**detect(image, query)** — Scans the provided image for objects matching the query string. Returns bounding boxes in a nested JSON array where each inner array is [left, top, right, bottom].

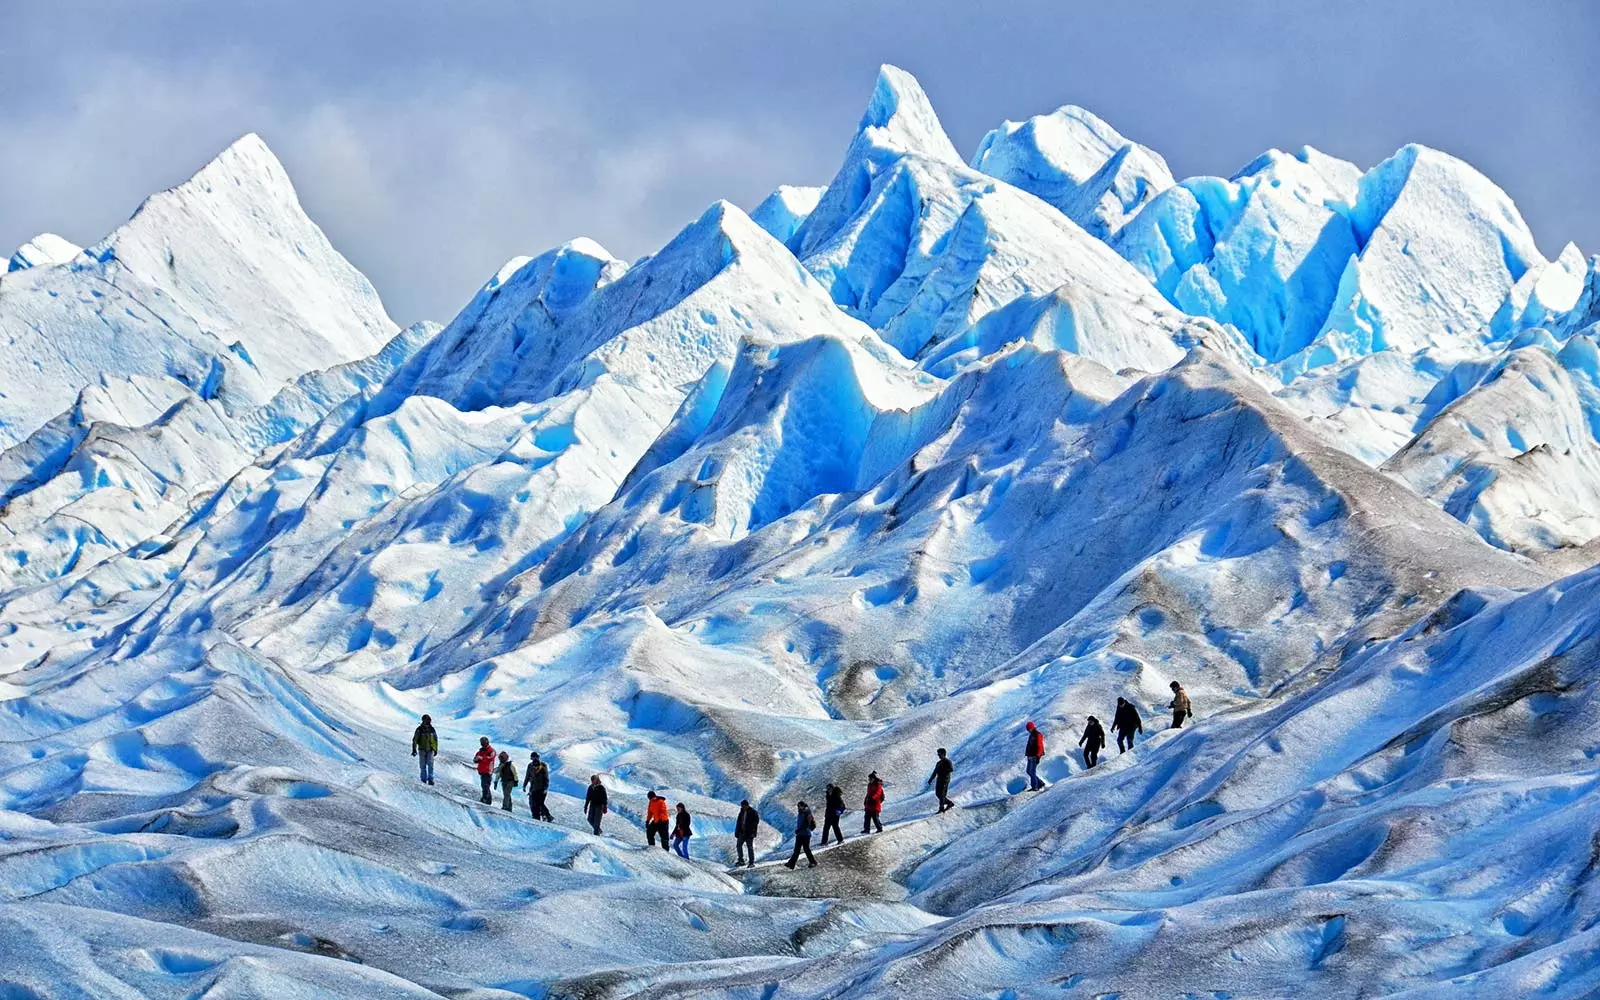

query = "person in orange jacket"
[[1023, 722, 1046, 791], [862, 772, 885, 833], [472, 737, 497, 803], [645, 791, 671, 851]]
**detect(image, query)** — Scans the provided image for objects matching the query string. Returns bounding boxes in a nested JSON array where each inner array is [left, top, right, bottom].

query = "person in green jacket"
[[411, 714, 439, 785], [494, 752, 519, 812]]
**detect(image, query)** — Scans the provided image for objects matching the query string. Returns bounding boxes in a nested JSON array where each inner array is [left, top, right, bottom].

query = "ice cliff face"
[[2, 66, 1599, 1000]]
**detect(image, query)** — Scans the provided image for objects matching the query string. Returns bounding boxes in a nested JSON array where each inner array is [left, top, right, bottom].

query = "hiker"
[[735, 800, 761, 868], [671, 803, 693, 859], [645, 791, 671, 851], [784, 800, 817, 869], [1078, 717, 1106, 769], [820, 783, 846, 846], [1169, 681, 1192, 729], [862, 772, 885, 833], [472, 737, 497, 803], [494, 751, 519, 811], [1023, 721, 1046, 791], [1112, 697, 1143, 753], [410, 714, 438, 785], [584, 775, 609, 835], [523, 752, 553, 821], [927, 748, 954, 812]]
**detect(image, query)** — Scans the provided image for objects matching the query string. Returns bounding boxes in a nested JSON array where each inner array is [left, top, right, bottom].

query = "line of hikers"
[[407, 682, 1193, 866]]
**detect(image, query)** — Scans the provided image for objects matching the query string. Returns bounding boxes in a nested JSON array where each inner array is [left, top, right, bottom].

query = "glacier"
[[2, 64, 1600, 999]]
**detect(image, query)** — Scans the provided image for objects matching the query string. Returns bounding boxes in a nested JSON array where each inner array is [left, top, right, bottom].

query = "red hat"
[[1025, 721, 1036, 730]]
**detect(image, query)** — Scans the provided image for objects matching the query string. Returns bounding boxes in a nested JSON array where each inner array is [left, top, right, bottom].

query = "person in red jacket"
[[472, 737, 497, 803], [862, 772, 885, 834], [1024, 722, 1046, 791]]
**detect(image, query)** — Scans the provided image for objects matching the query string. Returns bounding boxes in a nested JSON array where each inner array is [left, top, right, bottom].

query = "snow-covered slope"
[[1384, 335, 1600, 559], [3, 63, 1599, 1000]]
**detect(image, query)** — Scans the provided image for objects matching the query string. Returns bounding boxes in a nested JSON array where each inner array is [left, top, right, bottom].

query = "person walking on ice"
[[1078, 717, 1105, 769], [472, 737, 497, 803], [927, 748, 954, 812], [862, 773, 885, 833], [1023, 721, 1047, 791], [671, 802, 693, 859], [584, 775, 609, 835], [1112, 697, 1143, 753], [411, 714, 438, 785], [735, 800, 761, 868], [524, 752, 552, 821], [821, 783, 846, 845], [645, 791, 671, 850], [1169, 681, 1192, 729], [494, 751, 518, 811], [784, 800, 817, 869]]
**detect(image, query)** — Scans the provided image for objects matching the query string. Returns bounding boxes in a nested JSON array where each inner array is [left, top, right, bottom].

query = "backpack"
[[805, 809, 817, 832]]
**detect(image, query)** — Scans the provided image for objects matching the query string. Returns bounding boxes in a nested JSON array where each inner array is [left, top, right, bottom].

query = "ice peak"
[[858, 64, 962, 165], [970, 101, 1174, 239], [791, 66, 963, 257], [6, 232, 83, 273], [669, 199, 778, 263], [750, 185, 825, 244], [176, 132, 298, 206], [1353, 142, 1542, 265]]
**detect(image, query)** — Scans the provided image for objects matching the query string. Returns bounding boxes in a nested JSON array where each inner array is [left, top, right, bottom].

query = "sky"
[[2, 1, 1596, 326]]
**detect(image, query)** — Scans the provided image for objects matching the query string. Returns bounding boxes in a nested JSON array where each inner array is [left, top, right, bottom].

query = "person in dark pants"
[[1023, 722, 1046, 791], [863, 773, 885, 833], [735, 800, 761, 868], [411, 714, 438, 785], [1112, 698, 1143, 753], [1078, 717, 1106, 769], [784, 801, 817, 869], [494, 751, 519, 810], [927, 748, 954, 812], [1169, 681, 1192, 729], [645, 791, 671, 850], [820, 783, 846, 846], [584, 775, 609, 835], [472, 737, 497, 803], [671, 803, 693, 859], [523, 751, 552, 820]]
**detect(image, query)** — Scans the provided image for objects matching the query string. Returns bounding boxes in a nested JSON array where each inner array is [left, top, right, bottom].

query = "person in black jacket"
[[735, 800, 761, 868], [670, 803, 693, 859], [1081, 713, 1107, 768], [1112, 698, 1143, 753], [927, 748, 954, 812], [784, 801, 817, 869], [1078, 717, 1106, 769], [820, 783, 846, 846], [523, 751, 553, 821], [584, 775, 608, 835]]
